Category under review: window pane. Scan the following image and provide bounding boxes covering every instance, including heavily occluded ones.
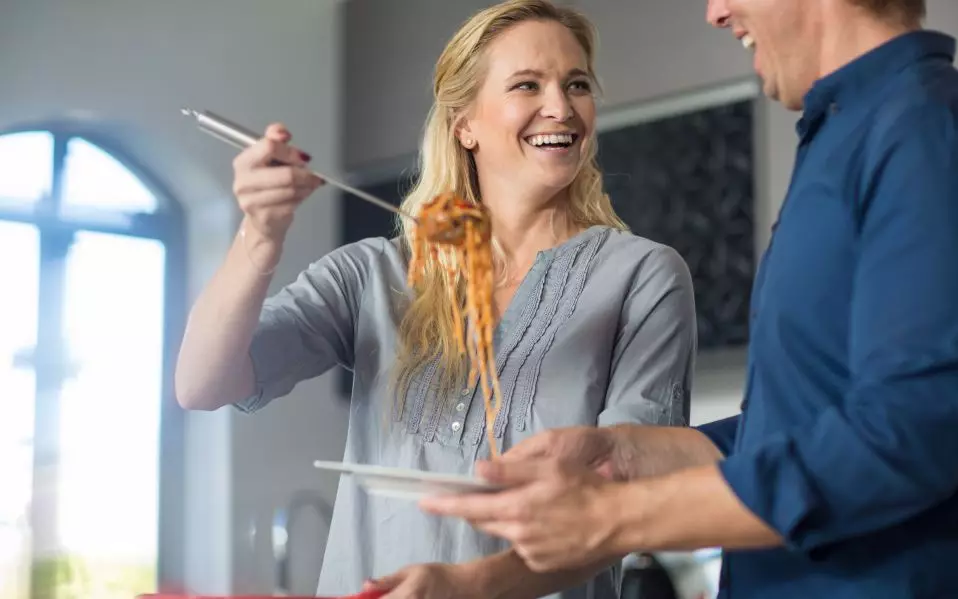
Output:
[60,138,158,214]
[57,231,165,599]
[0,132,53,205]
[0,221,39,599]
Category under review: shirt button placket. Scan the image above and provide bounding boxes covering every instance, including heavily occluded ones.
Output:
[451,387,472,439]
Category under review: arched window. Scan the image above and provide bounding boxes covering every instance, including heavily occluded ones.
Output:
[0,128,183,599]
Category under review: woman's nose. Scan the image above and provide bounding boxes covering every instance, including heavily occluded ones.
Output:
[540,86,573,121]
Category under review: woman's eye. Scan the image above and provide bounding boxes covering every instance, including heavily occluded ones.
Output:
[569,80,592,93]
[513,81,539,92]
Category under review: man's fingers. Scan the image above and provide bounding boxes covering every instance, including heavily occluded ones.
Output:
[475,519,527,543]
[499,446,547,462]
[420,460,557,520]
[419,488,523,521]
[475,458,549,486]
[500,435,551,461]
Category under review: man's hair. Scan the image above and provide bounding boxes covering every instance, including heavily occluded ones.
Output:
[848,0,926,25]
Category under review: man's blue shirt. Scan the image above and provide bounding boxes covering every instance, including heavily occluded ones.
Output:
[698,30,958,598]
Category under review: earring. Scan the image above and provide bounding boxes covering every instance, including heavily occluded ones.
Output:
[463,138,474,149]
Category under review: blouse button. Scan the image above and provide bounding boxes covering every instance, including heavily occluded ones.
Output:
[455,402,466,412]
[451,421,462,432]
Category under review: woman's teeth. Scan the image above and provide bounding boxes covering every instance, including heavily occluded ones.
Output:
[526,133,575,147]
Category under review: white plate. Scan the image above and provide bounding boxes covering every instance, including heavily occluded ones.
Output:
[313,460,501,501]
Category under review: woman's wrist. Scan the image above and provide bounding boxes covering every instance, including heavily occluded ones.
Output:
[461,551,531,599]
[463,554,505,599]
[237,218,284,276]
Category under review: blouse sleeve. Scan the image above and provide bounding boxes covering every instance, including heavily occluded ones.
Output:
[234,239,383,413]
[599,246,698,428]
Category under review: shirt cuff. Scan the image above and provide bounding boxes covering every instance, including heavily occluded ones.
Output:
[716,433,824,554]
[695,415,740,456]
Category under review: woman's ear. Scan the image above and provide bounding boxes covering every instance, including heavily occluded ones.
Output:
[456,118,477,150]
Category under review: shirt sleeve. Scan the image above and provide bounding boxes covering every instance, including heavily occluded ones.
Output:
[718,104,958,554]
[234,239,383,413]
[695,415,740,456]
[599,245,698,428]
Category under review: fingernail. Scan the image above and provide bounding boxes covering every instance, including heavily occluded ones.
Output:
[299,151,311,162]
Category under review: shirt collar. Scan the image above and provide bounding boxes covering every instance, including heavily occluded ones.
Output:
[800,30,956,129]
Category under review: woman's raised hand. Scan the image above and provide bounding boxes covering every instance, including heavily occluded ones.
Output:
[232,122,324,247]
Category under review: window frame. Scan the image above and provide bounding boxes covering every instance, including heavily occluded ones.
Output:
[0,123,187,593]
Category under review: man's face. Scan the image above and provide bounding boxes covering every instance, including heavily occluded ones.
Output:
[706,0,823,110]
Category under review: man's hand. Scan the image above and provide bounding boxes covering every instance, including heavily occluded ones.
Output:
[507,424,725,481]
[503,426,621,479]
[363,562,481,599]
[421,459,627,573]
[421,461,782,574]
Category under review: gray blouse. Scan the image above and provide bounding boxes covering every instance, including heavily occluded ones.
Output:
[235,225,697,599]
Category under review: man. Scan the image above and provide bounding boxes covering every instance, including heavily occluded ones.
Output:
[421,0,958,597]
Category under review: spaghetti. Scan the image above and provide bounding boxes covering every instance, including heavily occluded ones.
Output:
[408,192,502,458]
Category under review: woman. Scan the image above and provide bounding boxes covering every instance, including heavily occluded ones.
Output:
[174,1,697,598]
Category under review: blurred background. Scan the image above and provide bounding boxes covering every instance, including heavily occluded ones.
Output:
[1,1,957,598]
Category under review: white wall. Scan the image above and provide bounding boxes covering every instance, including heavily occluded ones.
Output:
[0,0,347,594]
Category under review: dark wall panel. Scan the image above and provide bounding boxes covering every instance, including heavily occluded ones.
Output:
[596,100,754,349]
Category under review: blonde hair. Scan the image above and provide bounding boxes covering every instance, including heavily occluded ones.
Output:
[393,0,627,406]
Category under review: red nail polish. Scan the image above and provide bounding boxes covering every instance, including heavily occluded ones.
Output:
[300,151,312,162]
